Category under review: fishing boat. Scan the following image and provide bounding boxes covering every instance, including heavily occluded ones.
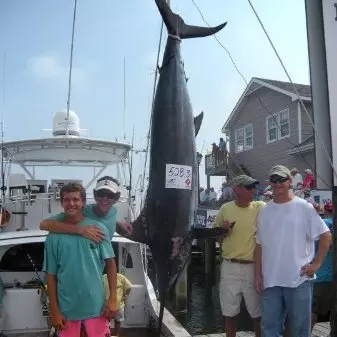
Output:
[0,110,191,337]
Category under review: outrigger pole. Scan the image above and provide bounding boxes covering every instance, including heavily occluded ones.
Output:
[305,1,337,335]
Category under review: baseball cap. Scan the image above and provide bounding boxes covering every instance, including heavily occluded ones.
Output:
[269,165,291,178]
[94,178,120,194]
[231,174,259,187]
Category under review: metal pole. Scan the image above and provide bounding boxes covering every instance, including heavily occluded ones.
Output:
[304,0,332,189]
[305,1,335,335]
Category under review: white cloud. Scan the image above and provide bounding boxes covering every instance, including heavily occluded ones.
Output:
[28,54,87,87]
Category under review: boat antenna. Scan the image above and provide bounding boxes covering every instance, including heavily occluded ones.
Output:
[65,0,78,136]
[123,57,127,140]
[128,125,135,202]
[0,52,7,213]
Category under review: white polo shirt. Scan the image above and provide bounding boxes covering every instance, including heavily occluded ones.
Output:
[256,197,329,288]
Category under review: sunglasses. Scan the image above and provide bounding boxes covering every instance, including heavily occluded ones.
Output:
[270,175,289,184]
[96,190,118,199]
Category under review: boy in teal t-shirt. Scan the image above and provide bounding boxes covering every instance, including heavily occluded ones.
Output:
[40,176,132,242]
[43,182,117,337]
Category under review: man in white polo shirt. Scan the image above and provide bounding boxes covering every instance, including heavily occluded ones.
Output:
[254,165,331,337]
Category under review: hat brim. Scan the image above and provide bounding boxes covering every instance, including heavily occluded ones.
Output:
[270,171,289,178]
[95,186,119,194]
[246,179,259,185]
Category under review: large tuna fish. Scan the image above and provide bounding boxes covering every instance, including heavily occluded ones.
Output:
[130,0,227,334]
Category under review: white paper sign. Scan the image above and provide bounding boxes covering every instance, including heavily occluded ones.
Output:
[165,164,192,190]
[206,209,219,228]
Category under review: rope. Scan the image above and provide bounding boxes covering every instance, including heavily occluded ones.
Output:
[140,20,165,207]
[191,0,333,188]
[247,0,337,181]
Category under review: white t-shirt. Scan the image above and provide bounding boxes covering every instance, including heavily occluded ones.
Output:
[256,197,329,288]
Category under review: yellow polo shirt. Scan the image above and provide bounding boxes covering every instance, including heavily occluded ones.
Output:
[213,200,265,261]
[103,273,132,309]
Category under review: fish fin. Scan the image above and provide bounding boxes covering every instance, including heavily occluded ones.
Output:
[194,111,203,137]
[155,0,227,39]
[129,207,148,244]
[192,227,228,239]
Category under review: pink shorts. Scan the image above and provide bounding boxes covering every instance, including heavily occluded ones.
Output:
[59,316,109,337]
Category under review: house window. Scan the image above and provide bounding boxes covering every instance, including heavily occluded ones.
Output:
[266,109,290,143]
[235,124,253,153]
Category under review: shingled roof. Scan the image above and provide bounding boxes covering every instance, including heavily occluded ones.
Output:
[288,135,314,155]
[255,78,311,98]
[222,77,312,131]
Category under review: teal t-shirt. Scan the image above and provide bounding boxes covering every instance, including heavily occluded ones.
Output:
[83,204,117,240]
[43,216,115,320]
[314,218,332,282]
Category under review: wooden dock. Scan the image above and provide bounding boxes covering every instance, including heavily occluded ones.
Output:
[193,322,330,337]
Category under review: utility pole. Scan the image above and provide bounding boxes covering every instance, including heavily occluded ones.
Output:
[305,1,337,335]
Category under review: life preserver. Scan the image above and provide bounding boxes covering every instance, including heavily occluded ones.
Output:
[0,209,11,228]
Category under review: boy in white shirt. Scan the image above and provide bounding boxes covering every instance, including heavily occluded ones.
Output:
[254,165,331,337]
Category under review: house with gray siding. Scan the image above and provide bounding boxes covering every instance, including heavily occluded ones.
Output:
[222,77,314,184]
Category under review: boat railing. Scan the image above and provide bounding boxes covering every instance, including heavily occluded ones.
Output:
[204,152,228,175]
[1,192,129,204]
[0,192,133,231]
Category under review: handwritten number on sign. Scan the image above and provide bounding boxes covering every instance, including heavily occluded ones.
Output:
[180,168,184,177]
[169,167,179,177]
[168,166,191,179]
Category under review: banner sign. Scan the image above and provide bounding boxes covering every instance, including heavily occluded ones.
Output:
[194,207,219,229]
[311,189,332,209]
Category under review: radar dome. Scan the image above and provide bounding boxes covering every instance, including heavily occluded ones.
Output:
[53,109,80,137]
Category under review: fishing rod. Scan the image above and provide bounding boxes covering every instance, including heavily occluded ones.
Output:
[0,52,7,228]
[128,125,135,203]
[65,0,78,136]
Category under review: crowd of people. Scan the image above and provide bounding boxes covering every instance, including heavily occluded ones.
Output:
[0,176,134,337]
[199,183,234,208]
[213,165,332,337]
[202,160,317,207]
[262,167,316,203]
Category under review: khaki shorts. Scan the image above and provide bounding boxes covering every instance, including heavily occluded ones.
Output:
[219,259,261,318]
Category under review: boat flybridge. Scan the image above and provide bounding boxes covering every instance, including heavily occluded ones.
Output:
[0,110,189,337]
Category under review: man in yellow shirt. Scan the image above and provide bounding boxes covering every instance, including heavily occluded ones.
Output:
[213,175,265,337]
[103,273,132,337]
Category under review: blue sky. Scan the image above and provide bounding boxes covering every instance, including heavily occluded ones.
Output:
[0,0,309,191]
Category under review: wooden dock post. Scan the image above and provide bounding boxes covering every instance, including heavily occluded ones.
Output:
[204,238,216,291]
[174,260,189,313]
